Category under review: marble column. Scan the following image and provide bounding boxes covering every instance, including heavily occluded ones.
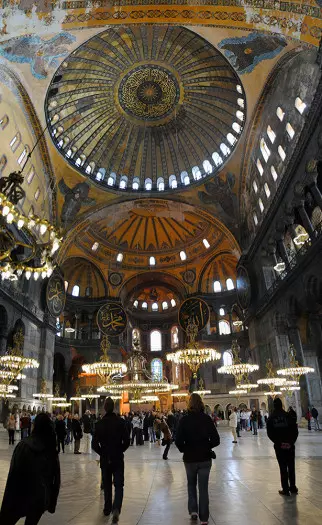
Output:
[88,313,93,340]
[95,397,99,416]
[296,202,315,236]
[309,182,322,209]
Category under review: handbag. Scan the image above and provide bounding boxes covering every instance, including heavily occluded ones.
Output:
[161,438,166,446]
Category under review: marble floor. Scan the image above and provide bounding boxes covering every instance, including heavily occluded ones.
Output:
[1,426,322,525]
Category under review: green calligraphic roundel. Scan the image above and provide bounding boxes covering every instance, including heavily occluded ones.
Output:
[96,302,127,336]
[236,266,251,309]
[46,273,66,317]
[179,297,210,333]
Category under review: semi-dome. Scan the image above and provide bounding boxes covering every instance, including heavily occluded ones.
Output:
[46,25,246,194]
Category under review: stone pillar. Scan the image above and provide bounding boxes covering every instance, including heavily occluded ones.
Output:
[75,313,81,340]
[95,397,99,416]
[229,312,233,334]
[88,313,93,340]
[296,202,315,236]
[288,322,312,407]
[309,183,322,209]
[276,238,289,264]
[79,399,83,418]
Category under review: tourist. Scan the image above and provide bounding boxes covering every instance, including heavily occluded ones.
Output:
[305,408,312,430]
[55,414,66,454]
[146,411,155,442]
[131,412,143,445]
[167,410,176,437]
[6,414,16,445]
[92,397,130,523]
[240,409,247,430]
[154,415,162,445]
[156,417,172,460]
[229,407,238,443]
[72,414,83,454]
[311,406,320,431]
[20,412,30,440]
[82,410,93,453]
[250,408,258,435]
[236,409,241,437]
[175,393,220,525]
[267,397,299,496]
[65,413,73,445]
[0,413,60,525]
[288,407,297,422]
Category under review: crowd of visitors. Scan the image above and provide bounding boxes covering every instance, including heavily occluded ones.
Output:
[0,398,318,524]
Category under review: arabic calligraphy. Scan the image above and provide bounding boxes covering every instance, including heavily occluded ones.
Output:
[97,303,127,336]
[46,274,66,316]
[179,298,210,333]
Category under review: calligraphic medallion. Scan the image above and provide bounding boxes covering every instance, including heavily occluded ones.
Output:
[96,302,127,336]
[179,298,210,333]
[236,266,251,310]
[46,273,66,317]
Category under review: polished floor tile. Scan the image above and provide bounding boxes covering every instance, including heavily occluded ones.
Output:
[1,425,322,524]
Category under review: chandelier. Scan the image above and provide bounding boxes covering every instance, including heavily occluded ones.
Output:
[33,379,53,403]
[277,344,314,379]
[81,385,100,404]
[0,330,39,386]
[52,384,68,406]
[236,383,259,390]
[110,336,178,401]
[167,318,221,378]
[0,383,18,398]
[0,171,63,281]
[70,383,83,402]
[257,359,286,396]
[218,340,259,385]
[229,389,247,395]
[82,335,127,386]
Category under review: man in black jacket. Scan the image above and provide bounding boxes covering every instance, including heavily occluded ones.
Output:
[267,397,299,496]
[92,397,130,523]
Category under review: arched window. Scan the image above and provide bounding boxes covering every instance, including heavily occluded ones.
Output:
[152,302,158,311]
[0,115,9,129]
[236,110,244,121]
[220,143,230,156]
[27,166,35,184]
[149,256,156,266]
[0,155,7,174]
[213,280,221,293]
[92,242,99,252]
[150,330,162,352]
[260,138,270,163]
[133,300,138,308]
[34,188,40,201]
[271,166,278,181]
[116,253,123,262]
[278,145,286,161]
[132,177,140,190]
[107,172,116,186]
[171,325,179,348]
[295,97,306,114]
[192,166,202,180]
[286,123,295,139]
[132,328,140,343]
[119,176,128,189]
[18,146,30,167]
[203,160,213,174]
[232,122,241,134]
[258,198,264,213]
[145,178,152,191]
[253,212,258,226]
[181,171,190,185]
[10,133,21,152]
[169,175,177,189]
[219,320,231,335]
[256,159,264,176]
[151,358,163,381]
[276,107,285,121]
[237,98,244,108]
[226,278,234,290]
[171,299,176,307]
[267,125,276,144]
[264,183,270,198]
[223,350,233,366]
[75,154,86,167]
[219,308,225,316]
[227,133,236,146]
[64,281,69,292]
[162,301,168,310]
[157,177,165,191]
[236,84,243,94]
[72,285,80,297]
[95,167,105,181]
[203,239,210,249]
[142,302,148,310]
[85,286,92,297]
[180,251,187,261]
[212,152,223,167]
[253,180,258,193]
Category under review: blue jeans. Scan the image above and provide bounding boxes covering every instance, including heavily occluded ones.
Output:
[253,421,258,435]
[184,461,212,522]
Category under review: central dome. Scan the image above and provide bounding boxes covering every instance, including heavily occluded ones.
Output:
[46,25,246,193]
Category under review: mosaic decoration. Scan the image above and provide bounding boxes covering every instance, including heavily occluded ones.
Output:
[96,302,127,336]
[108,272,123,287]
[0,33,76,79]
[218,32,287,74]
[198,172,237,218]
[46,25,245,193]
[58,179,96,227]
[179,297,210,332]
[46,273,66,317]
[182,269,196,286]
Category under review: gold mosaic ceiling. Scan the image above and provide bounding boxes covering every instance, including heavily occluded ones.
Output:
[46,25,246,193]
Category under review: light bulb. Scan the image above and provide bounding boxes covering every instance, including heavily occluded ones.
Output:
[41,271,47,279]
[2,205,10,216]
[25,271,31,280]
[28,219,35,229]
[17,219,24,229]
[6,212,14,224]
[40,224,47,235]
[17,269,23,277]
[47,268,53,278]
[34,272,39,281]
[51,241,60,254]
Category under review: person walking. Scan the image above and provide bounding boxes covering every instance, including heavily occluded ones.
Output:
[305,408,312,430]
[0,413,60,525]
[147,412,155,443]
[20,412,29,440]
[311,406,320,431]
[72,414,82,454]
[156,417,172,460]
[7,415,16,445]
[267,397,299,496]
[131,412,143,446]
[229,408,238,443]
[92,397,130,523]
[55,415,66,454]
[250,408,258,435]
[175,393,220,525]
[236,409,241,438]
[82,410,92,453]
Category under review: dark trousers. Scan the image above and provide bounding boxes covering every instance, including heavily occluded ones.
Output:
[8,429,15,444]
[1,510,43,525]
[101,460,125,514]
[74,439,80,453]
[275,446,296,492]
[163,439,171,459]
[57,437,65,453]
[184,461,212,523]
[236,422,241,437]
